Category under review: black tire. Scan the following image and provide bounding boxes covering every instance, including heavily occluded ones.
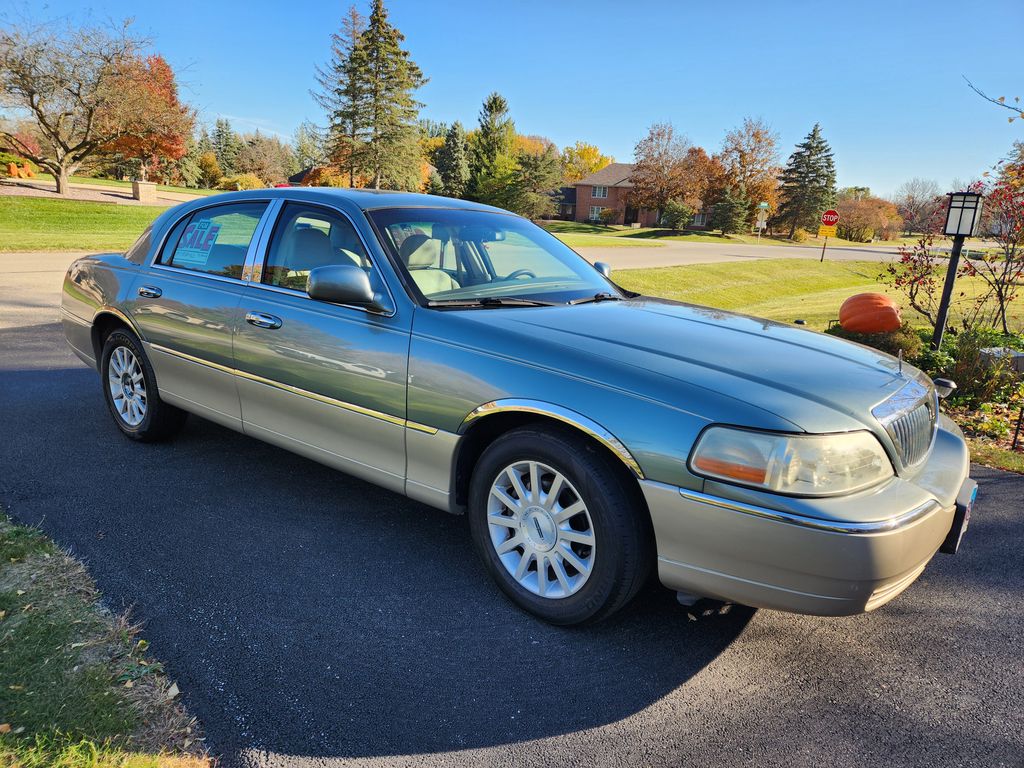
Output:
[100,329,187,442]
[468,425,653,625]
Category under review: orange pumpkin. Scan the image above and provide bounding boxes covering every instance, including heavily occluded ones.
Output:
[839,293,901,334]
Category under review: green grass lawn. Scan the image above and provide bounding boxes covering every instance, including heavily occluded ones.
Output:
[0,515,208,767]
[540,220,933,249]
[0,197,162,251]
[615,259,1024,331]
[30,173,218,197]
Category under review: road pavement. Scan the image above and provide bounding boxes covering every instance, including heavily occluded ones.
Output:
[1,251,1022,767]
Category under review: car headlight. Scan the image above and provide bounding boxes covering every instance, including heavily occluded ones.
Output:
[689,426,894,496]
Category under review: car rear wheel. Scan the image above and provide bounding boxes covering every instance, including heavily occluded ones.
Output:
[100,329,187,442]
[468,426,652,625]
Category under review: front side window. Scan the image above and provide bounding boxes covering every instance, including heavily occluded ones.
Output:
[592,185,608,199]
[161,202,267,278]
[369,207,619,305]
[262,202,372,291]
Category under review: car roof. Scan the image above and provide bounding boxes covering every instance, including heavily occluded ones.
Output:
[186,187,511,213]
[148,187,522,244]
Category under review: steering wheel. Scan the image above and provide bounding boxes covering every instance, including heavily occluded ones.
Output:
[505,269,536,280]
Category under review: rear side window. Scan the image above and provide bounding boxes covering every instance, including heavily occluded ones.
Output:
[161,202,268,278]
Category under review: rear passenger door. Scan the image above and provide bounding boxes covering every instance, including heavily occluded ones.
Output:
[232,201,411,493]
[128,201,271,430]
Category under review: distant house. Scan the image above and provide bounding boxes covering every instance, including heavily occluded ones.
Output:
[553,186,576,220]
[573,163,658,227]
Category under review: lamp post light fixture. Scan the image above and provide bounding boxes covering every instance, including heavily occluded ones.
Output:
[931,191,984,350]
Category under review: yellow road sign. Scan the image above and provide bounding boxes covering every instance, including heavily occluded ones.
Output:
[818,224,837,238]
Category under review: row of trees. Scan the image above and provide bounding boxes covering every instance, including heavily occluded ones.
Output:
[624,118,838,238]
[0,2,1007,235]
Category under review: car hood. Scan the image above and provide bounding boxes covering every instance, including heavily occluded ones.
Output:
[450,297,916,434]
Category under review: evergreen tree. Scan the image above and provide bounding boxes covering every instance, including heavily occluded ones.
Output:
[314,5,367,186]
[709,188,749,234]
[426,169,445,195]
[776,123,837,238]
[354,0,427,189]
[468,92,515,203]
[174,136,203,188]
[212,118,243,176]
[292,120,328,170]
[434,121,470,198]
[506,144,562,219]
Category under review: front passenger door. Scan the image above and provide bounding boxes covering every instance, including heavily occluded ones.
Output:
[232,201,410,493]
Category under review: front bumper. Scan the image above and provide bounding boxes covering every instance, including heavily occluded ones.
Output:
[643,415,971,616]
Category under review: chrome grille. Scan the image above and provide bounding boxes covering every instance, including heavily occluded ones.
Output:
[872,377,938,468]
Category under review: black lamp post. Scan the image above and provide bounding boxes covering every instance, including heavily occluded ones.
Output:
[931,191,984,350]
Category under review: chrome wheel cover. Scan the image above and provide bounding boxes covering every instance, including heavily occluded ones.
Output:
[487,460,596,599]
[107,345,147,427]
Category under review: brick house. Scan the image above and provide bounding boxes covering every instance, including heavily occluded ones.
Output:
[573,163,659,226]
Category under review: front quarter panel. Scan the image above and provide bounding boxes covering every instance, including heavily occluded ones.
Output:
[406,309,796,490]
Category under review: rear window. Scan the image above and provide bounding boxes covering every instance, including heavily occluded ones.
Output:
[160,203,267,278]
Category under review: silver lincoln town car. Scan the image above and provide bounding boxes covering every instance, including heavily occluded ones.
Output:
[61,188,976,625]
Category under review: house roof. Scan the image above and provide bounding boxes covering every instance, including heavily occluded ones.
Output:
[574,163,635,188]
[556,186,576,204]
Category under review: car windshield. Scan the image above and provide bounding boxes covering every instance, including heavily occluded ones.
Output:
[368,208,619,306]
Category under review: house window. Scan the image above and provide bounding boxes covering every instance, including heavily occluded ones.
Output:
[592,186,608,199]
[691,212,707,227]
[589,206,604,220]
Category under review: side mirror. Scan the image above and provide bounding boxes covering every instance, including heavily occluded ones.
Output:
[307,265,390,313]
[594,261,612,278]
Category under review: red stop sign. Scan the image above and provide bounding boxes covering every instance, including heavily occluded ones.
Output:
[821,209,840,226]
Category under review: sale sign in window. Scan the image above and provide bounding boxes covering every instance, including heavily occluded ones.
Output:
[173,219,222,268]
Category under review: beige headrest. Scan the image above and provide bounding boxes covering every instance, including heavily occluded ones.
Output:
[401,234,442,269]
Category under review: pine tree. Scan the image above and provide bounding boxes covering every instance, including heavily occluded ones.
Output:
[212,118,243,176]
[507,144,562,219]
[292,120,328,171]
[435,121,469,198]
[709,188,749,234]
[314,5,367,186]
[468,92,515,203]
[776,123,837,238]
[354,0,427,189]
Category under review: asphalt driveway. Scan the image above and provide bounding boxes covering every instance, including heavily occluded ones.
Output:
[1,252,1022,767]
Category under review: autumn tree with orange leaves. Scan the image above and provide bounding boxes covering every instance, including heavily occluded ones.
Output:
[101,55,194,182]
[0,20,194,194]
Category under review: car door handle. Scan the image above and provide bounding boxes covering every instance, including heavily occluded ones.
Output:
[245,311,282,330]
[137,285,162,298]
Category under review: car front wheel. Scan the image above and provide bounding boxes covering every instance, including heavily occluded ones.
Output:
[100,329,186,442]
[468,426,652,625]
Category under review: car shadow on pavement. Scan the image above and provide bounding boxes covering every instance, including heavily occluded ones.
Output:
[0,367,754,763]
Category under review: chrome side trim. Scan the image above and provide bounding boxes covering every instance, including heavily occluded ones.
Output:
[93,306,144,340]
[461,399,645,479]
[60,306,91,327]
[148,342,435,433]
[677,485,943,534]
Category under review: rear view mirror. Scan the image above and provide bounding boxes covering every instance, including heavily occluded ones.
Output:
[594,261,612,278]
[307,265,391,313]
[460,226,505,242]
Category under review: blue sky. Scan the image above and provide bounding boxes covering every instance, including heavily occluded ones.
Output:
[25,0,1024,195]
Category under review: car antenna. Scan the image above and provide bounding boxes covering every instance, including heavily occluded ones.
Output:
[898,349,903,376]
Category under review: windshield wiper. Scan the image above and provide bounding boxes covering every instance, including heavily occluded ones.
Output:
[568,292,622,305]
[427,296,560,308]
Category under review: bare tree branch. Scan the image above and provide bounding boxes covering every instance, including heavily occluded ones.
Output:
[964,76,1024,121]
